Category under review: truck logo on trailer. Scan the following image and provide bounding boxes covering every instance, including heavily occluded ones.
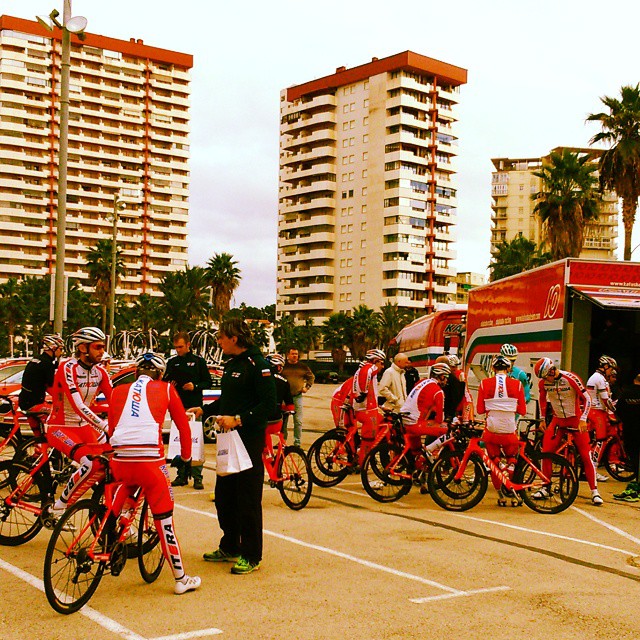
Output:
[543,285,561,319]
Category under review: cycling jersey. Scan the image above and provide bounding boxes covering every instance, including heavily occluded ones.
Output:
[352,362,379,411]
[586,370,610,411]
[509,365,531,404]
[538,370,590,422]
[401,378,445,426]
[47,357,112,433]
[330,377,354,427]
[477,373,526,434]
[18,351,57,411]
[109,375,192,462]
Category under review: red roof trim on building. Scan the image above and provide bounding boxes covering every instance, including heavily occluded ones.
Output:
[286,50,467,102]
[0,15,193,68]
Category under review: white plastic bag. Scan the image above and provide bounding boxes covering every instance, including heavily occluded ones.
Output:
[216,429,253,476]
[167,419,205,464]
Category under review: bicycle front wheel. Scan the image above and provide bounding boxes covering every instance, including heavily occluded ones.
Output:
[138,500,164,582]
[309,430,351,487]
[515,452,578,514]
[603,438,635,482]
[0,460,46,546]
[360,442,411,503]
[427,453,488,511]
[277,446,312,510]
[43,499,106,614]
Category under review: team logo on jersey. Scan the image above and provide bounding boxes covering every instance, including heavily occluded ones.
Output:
[130,378,145,418]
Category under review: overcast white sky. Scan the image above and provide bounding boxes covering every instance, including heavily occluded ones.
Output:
[9,0,640,306]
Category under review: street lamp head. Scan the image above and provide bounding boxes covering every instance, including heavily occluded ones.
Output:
[66,15,88,34]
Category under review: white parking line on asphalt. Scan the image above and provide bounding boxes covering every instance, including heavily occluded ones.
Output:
[571,506,640,547]
[175,504,509,600]
[150,630,223,640]
[447,512,637,555]
[0,557,146,640]
[410,585,511,604]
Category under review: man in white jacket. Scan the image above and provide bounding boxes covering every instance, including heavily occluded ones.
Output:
[378,353,410,411]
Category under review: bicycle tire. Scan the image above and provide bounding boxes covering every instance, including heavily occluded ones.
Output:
[0,433,23,464]
[309,430,352,487]
[602,438,635,482]
[43,499,106,614]
[137,499,164,582]
[277,445,312,510]
[515,451,578,514]
[0,459,47,546]
[427,453,488,511]
[360,442,411,503]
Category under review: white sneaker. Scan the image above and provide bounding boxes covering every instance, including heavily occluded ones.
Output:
[532,486,550,500]
[174,575,201,595]
[596,473,608,483]
[369,480,385,490]
[592,493,604,506]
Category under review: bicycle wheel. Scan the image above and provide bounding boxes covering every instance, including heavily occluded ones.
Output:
[603,438,635,482]
[427,453,488,511]
[309,430,352,487]
[0,460,47,546]
[277,446,312,510]
[43,499,106,614]
[361,442,411,503]
[515,452,578,514]
[137,500,164,583]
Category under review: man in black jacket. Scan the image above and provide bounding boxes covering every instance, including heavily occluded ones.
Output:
[198,318,276,575]
[164,331,212,490]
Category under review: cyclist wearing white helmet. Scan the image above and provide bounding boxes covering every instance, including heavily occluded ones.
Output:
[107,352,200,595]
[18,334,64,434]
[587,355,618,481]
[500,344,531,405]
[351,348,386,464]
[477,354,527,505]
[533,357,602,505]
[46,327,113,518]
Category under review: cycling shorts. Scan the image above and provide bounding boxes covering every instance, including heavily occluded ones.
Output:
[111,458,174,517]
[47,424,111,462]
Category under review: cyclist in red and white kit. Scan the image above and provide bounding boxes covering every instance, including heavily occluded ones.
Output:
[477,354,527,504]
[587,355,618,480]
[533,357,602,505]
[352,349,386,464]
[108,352,200,595]
[47,327,113,516]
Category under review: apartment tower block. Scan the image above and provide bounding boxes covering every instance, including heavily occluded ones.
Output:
[277,51,467,323]
[0,15,192,294]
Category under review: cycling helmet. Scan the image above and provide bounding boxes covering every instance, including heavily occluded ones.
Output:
[492,354,512,371]
[42,334,64,351]
[72,327,106,349]
[500,343,518,359]
[430,362,451,378]
[447,354,461,368]
[135,352,167,375]
[365,349,386,362]
[269,354,285,368]
[598,355,617,370]
[534,357,555,379]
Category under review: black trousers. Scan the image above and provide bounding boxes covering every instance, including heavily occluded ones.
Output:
[215,437,264,564]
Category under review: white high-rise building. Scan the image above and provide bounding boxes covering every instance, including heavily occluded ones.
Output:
[277,51,467,323]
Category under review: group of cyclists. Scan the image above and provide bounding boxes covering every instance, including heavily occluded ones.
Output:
[329,342,633,508]
[16,327,201,595]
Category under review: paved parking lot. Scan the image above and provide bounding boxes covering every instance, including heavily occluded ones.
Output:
[1,385,640,639]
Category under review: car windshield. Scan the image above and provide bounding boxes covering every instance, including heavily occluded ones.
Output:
[0,365,26,383]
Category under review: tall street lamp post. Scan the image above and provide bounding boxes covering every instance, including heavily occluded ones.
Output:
[108,194,128,350]
[37,2,87,333]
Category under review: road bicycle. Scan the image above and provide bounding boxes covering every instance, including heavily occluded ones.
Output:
[0,395,39,463]
[427,422,578,513]
[360,417,479,503]
[263,419,312,510]
[43,455,163,614]
[597,419,634,482]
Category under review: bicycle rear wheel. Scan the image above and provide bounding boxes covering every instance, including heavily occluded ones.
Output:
[43,499,106,614]
[427,453,488,511]
[309,430,352,487]
[0,460,46,546]
[277,446,312,510]
[138,500,164,582]
[515,452,578,514]
[603,438,635,482]
[360,442,411,503]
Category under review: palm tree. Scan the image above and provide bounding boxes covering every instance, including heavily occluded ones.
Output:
[130,293,158,333]
[587,84,640,260]
[18,276,51,349]
[376,302,415,353]
[532,149,602,260]
[0,278,26,356]
[66,280,99,332]
[86,239,124,333]
[206,253,241,321]
[321,312,351,372]
[346,305,380,360]
[158,267,208,333]
[274,313,296,354]
[489,235,552,281]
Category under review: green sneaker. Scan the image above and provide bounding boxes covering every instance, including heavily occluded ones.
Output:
[231,556,260,575]
[618,493,640,502]
[203,548,239,562]
[613,488,639,500]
